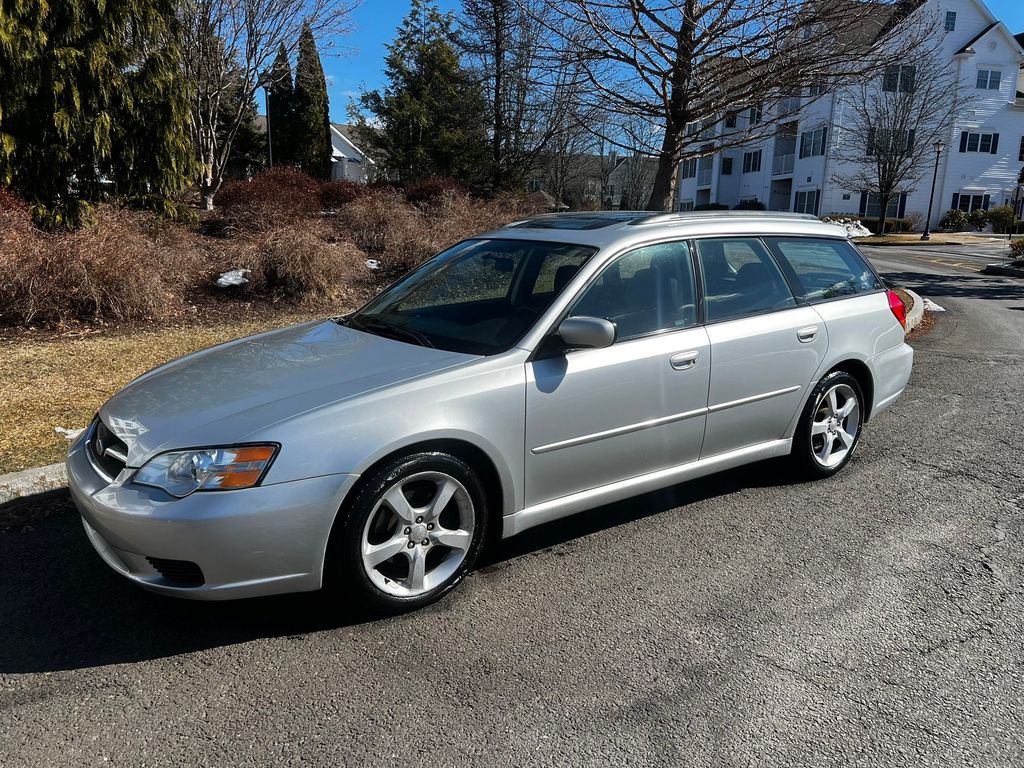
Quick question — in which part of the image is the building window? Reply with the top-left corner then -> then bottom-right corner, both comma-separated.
1019,136 -> 1024,162
882,64 -> 915,93
721,157 -> 733,175
799,126 -> 827,158
867,128 -> 915,157
808,83 -> 825,97
951,193 -> 990,212
742,150 -> 762,173
793,189 -> 820,215
748,105 -> 762,125
681,158 -> 697,179
959,131 -> 999,154
725,112 -> 737,128
679,200 -> 695,212
944,11 -> 956,32
859,191 -> 907,219
976,69 -> 1001,90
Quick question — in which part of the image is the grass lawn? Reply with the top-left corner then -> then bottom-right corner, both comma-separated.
857,233 -> 1005,246
0,311 -> 322,475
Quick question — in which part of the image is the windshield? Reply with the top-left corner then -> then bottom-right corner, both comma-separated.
348,239 -> 597,355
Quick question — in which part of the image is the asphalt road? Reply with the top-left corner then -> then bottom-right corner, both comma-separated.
2,246 -> 1022,767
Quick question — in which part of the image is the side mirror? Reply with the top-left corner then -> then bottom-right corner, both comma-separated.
557,316 -> 616,350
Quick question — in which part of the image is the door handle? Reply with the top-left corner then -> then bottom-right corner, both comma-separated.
797,326 -> 819,343
670,350 -> 699,370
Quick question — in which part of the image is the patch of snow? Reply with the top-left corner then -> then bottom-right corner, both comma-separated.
216,269 -> 250,287
365,259 -> 381,270
55,426 -> 85,440
822,217 -> 872,238
922,298 -> 946,312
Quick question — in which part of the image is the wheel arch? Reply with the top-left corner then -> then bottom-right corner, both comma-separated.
824,359 -> 874,422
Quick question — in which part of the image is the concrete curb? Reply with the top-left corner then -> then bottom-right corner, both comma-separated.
0,462 -> 68,505
904,288 -> 925,332
982,263 -> 1024,278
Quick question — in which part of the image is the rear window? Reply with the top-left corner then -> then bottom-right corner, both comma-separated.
764,237 -> 881,302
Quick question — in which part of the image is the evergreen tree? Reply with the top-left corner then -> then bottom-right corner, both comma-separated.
266,44 -> 296,167
0,0 -> 194,227
358,0 -> 489,187
292,24 -> 333,180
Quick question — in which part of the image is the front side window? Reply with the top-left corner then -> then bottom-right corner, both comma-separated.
944,11 -> 956,31
696,238 -> 796,322
960,131 -> 999,154
569,242 -> 697,341
351,239 -> 596,355
793,189 -> 820,215
799,126 -> 827,158
882,64 -> 916,93
742,150 -> 762,173
765,237 -> 880,302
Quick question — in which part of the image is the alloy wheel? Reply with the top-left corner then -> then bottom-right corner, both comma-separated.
360,471 -> 476,598
810,383 -> 861,468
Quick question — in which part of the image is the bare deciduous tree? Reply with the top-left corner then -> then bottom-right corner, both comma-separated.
831,24 -> 964,234
178,0 -> 355,209
535,0 -> 935,211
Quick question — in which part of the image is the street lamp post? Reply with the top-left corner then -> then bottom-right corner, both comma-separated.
921,140 -> 945,241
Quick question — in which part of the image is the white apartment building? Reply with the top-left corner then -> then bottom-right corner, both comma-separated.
678,0 -> 1024,227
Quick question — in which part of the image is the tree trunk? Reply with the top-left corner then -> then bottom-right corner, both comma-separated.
646,124 -> 682,211
877,192 -> 891,235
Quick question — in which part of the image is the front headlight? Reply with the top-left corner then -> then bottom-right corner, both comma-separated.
133,444 -> 278,498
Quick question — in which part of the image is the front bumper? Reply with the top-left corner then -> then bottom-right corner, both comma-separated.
66,432 -> 358,600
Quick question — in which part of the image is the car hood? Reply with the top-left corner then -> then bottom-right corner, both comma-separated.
99,320 -> 478,466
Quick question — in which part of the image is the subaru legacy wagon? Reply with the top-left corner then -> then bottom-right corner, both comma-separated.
68,211 -> 913,609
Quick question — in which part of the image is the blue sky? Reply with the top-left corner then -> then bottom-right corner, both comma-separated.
322,0 -> 1024,124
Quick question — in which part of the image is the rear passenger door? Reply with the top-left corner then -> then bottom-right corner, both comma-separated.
696,237 -> 827,458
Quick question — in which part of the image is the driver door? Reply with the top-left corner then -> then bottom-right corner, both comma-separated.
524,241 -> 711,508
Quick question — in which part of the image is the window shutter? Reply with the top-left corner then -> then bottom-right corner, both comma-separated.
951,193 -> 960,210
990,134 -> 999,154
906,129 -> 915,153
982,194 -> 991,210
897,193 -> 907,219
820,127 -> 827,154
959,131 -> 968,153
859,191 -> 868,217
813,189 -> 821,216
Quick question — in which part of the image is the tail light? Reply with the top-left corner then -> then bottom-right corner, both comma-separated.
887,289 -> 907,329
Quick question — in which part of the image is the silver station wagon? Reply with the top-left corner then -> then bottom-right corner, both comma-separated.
67,211 -> 913,609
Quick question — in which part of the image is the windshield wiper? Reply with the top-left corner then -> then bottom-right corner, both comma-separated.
346,315 -> 435,348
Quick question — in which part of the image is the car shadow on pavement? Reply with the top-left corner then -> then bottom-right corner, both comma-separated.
0,459 -> 799,674
878,270 -> 1024,301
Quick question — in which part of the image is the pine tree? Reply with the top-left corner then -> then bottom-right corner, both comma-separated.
0,0 -> 195,228
358,0 -> 489,187
266,44 -> 296,167
292,24 -> 333,180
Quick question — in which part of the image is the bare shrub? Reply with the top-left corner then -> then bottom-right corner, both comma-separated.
0,207 -> 205,325
404,177 -> 467,206
227,223 -> 372,304
217,167 -> 322,230
320,180 -> 370,210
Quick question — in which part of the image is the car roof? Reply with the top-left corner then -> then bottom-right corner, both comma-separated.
477,210 -> 850,250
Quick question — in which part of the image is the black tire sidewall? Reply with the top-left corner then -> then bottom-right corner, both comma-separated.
327,452 -> 489,611
794,371 -> 865,479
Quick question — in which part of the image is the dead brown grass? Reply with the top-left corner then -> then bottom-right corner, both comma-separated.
0,312 -> 321,474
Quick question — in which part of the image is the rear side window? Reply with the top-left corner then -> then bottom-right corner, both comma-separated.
765,237 -> 881,302
695,238 -> 796,323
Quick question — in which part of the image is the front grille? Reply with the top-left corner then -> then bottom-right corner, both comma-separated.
146,557 -> 205,587
89,418 -> 129,479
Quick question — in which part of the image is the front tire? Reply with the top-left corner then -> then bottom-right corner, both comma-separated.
327,452 -> 488,612
791,371 -> 864,479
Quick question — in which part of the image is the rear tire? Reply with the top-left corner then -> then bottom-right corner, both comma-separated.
326,452 -> 488,612
791,371 -> 864,479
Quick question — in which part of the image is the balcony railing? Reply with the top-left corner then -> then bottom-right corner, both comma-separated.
772,153 -> 795,175
697,168 -> 713,186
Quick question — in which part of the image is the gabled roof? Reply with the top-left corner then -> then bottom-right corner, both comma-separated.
956,21 -> 999,54
954,17 -> 1024,57
330,123 -> 378,165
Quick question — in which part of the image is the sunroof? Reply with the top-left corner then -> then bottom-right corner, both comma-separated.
507,212 -> 647,230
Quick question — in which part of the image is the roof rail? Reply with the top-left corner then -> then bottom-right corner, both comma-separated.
627,210 -> 821,226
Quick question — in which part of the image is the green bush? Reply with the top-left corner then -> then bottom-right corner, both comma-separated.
732,199 -> 765,210
968,208 -> 989,231
693,202 -> 729,211
987,204 -> 1015,234
940,208 -> 969,231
